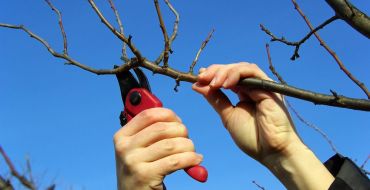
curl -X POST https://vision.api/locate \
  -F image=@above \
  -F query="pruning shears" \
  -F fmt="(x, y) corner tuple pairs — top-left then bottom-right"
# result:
(115, 67), (208, 183)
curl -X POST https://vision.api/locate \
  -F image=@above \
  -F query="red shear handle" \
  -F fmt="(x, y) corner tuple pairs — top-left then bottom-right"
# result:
(124, 88), (208, 183)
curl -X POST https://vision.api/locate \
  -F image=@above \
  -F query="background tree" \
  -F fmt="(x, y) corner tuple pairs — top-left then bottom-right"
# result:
(0, 0), (369, 189)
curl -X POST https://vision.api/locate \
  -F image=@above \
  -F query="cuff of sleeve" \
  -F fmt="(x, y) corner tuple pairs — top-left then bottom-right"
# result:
(324, 154), (370, 190)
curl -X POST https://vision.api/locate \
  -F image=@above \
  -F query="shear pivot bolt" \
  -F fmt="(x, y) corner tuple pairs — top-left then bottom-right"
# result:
(130, 91), (141, 105)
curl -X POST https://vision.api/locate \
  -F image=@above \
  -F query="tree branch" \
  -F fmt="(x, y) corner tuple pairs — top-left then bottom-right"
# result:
(291, 0), (370, 99)
(0, 146), (36, 190)
(0, 176), (14, 190)
(265, 43), (286, 84)
(2, 1), (370, 111)
(154, 0), (179, 65)
(107, 0), (128, 62)
(325, 0), (370, 38)
(154, 0), (171, 68)
(260, 15), (339, 60)
(252, 180), (266, 190)
(45, 0), (68, 55)
(0, 23), (121, 74)
(189, 29), (215, 74)
(286, 100), (338, 153)
(1, 21), (370, 111)
(88, 0), (144, 61)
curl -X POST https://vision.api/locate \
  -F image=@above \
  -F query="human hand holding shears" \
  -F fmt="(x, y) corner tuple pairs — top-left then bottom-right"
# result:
(114, 68), (207, 190)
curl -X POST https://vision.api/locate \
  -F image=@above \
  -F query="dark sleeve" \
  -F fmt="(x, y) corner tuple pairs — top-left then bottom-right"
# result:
(324, 154), (370, 190)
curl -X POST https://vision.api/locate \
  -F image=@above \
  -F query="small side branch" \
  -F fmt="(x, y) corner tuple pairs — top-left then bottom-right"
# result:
(325, 0), (370, 38)
(0, 23), (119, 74)
(286, 100), (338, 153)
(154, 0), (180, 65)
(0, 146), (36, 190)
(361, 155), (369, 169)
(45, 0), (68, 55)
(291, 0), (370, 99)
(252, 180), (266, 190)
(108, 0), (128, 62)
(189, 29), (215, 74)
(88, 0), (143, 61)
(154, 0), (170, 67)
(265, 43), (286, 84)
(260, 15), (339, 60)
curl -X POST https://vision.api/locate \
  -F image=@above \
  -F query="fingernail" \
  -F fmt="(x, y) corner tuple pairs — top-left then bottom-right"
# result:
(197, 153), (204, 160)
(199, 67), (206, 74)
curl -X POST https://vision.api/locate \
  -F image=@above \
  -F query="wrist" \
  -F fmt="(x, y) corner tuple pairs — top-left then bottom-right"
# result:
(263, 142), (334, 190)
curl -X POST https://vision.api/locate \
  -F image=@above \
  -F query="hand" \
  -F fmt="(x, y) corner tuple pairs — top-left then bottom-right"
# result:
(192, 62), (334, 189)
(114, 108), (203, 190)
(192, 62), (301, 164)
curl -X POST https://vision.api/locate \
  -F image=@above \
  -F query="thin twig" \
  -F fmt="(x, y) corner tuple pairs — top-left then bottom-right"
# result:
(0, 146), (36, 190)
(361, 155), (370, 169)
(265, 43), (286, 84)
(0, 23), (120, 74)
(291, 0), (370, 99)
(286, 100), (338, 153)
(189, 29), (215, 74)
(252, 180), (266, 190)
(45, 0), (68, 55)
(154, 0), (179, 65)
(88, 0), (143, 61)
(25, 156), (35, 185)
(266, 44), (338, 153)
(154, 0), (170, 67)
(260, 15), (339, 60)
(107, 0), (128, 62)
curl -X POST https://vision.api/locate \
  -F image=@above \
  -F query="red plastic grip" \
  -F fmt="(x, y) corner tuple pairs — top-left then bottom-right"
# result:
(124, 88), (208, 182)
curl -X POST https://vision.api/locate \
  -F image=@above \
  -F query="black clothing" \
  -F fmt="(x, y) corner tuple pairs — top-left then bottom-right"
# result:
(325, 154), (370, 190)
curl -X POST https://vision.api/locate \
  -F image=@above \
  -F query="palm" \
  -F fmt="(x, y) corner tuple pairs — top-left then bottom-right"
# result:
(223, 97), (296, 162)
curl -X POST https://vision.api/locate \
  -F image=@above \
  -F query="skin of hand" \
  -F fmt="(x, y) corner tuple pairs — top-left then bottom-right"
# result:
(192, 62), (334, 190)
(114, 108), (203, 190)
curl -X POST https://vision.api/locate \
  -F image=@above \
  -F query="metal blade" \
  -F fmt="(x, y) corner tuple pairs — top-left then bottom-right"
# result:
(133, 67), (151, 92)
(115, 68), (140, 104)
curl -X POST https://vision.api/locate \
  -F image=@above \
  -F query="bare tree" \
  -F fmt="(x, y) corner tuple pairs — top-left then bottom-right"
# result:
(0, 0), (369, 189)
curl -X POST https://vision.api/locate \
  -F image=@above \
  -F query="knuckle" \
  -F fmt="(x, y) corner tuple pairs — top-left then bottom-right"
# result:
(123, 153), (137, 168)
(167, 156), (180, 169)
(142, 108), (176, 122)
(162, 139), (176, 152)
(115, 138), (131, 155)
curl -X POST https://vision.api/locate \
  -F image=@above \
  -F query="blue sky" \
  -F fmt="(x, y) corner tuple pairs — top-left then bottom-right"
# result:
(1, 0), (369, 189)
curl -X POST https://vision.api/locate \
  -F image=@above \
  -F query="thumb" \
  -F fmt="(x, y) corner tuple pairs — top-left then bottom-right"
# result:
(192, 82), (234, 122)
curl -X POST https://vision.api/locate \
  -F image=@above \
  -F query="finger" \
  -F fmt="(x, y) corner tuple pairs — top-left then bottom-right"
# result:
(222, 62), (271, 89)
(130, 122), (188, 148)
(192, 83), (234, 122)
(136, 137), (195, 162)
(114, 108), (181, 139)
(197, 64), (223, 84)
(209, 66), (230, 89)
(148, 152), (203, 176)
(237, 87), (282, 104)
